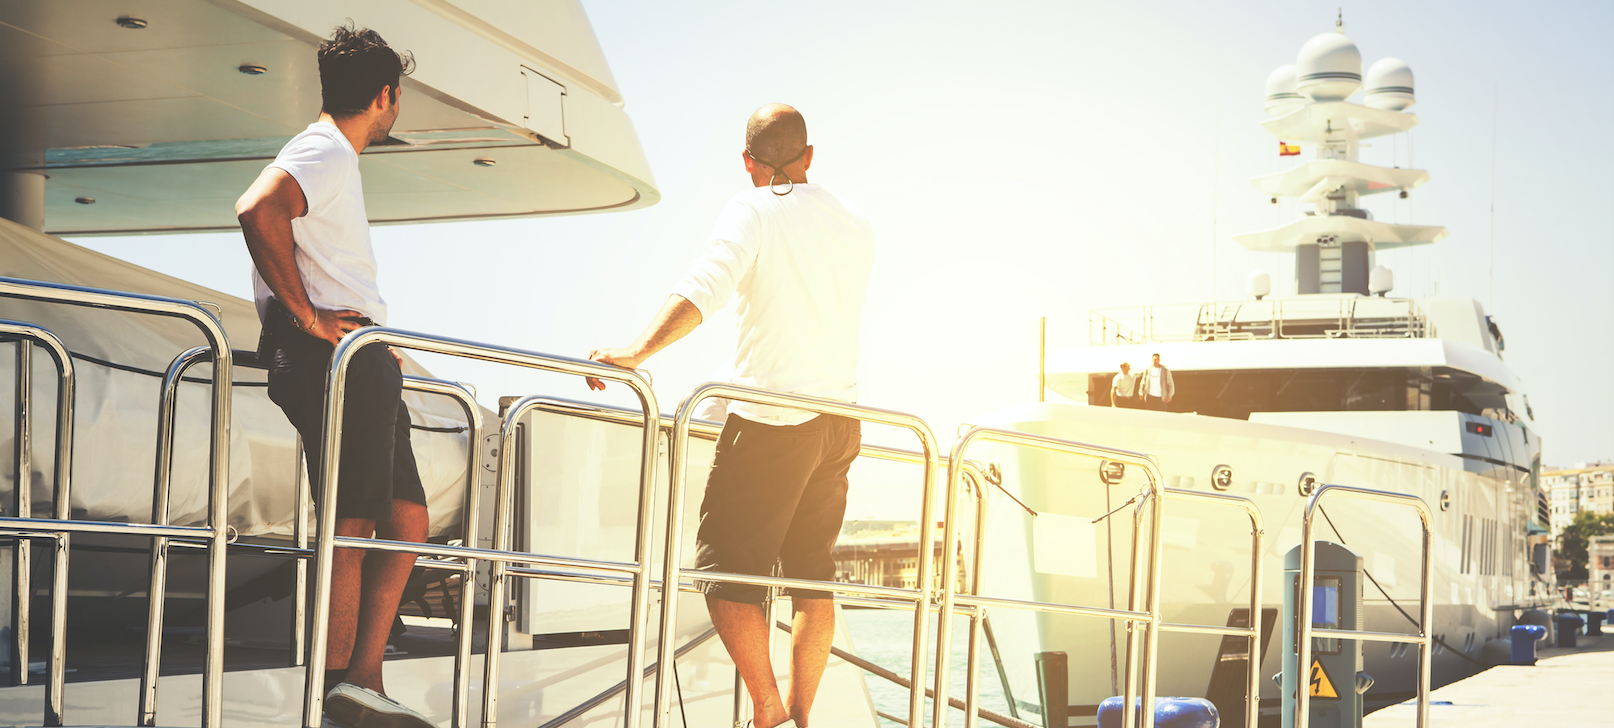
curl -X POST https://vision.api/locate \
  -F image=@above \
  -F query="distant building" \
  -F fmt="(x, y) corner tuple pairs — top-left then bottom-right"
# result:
(1590, 535), (1614, 595)
(833, 520), (965, 592)
(1543, 463), (1614, 541)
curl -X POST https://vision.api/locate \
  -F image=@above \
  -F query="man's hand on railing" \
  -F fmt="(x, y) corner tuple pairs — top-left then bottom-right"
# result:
(585, 348), (642, 391)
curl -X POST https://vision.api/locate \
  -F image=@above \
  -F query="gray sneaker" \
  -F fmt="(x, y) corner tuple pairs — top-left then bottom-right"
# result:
(324, 683), (433, 728)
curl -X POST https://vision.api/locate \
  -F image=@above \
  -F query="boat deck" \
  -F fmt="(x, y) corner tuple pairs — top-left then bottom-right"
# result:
(1363, 631), (1614, 727)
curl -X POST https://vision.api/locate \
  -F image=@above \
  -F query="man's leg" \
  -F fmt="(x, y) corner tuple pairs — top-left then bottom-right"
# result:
(325, 517), (376, 676)
(694, 416), (826, 728)
(786, 598), (835, 726)
(778, 416), (860, 727)
(341, 498), (428, 694)
(709, 596), (790, 728)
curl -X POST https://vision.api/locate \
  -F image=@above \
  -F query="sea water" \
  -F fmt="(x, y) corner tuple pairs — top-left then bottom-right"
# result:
(841, 609), (1019, 728)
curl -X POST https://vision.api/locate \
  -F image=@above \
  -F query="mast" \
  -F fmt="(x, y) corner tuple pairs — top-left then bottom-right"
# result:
(1234, 18), (1445, 295)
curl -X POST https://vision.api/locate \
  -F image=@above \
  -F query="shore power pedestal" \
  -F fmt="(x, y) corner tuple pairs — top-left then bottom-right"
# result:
(1278, 542), (1371, 728)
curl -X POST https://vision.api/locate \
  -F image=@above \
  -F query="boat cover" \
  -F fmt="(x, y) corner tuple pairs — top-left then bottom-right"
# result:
(0, 218), (482, 538)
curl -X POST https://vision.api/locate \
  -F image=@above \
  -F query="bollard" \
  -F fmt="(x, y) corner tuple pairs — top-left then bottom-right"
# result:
(1520, 609), (1553, 645)
(1588, 611), (1605, 636)
(1555, 612), (1584, 648)
(1510, 624), (1546, 665)
(1096, 696), (1219, 728)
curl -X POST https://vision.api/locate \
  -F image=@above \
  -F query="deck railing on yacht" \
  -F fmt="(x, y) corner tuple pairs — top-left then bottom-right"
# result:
(1089, 297), (1432, 346)
(1296, 485), (1434, 728)
(1, 277), (234, 728)
(0, 275), (1323, 728)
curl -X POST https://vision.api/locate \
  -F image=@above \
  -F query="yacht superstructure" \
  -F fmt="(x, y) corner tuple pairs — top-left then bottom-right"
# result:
(973, 18), (1551, 726)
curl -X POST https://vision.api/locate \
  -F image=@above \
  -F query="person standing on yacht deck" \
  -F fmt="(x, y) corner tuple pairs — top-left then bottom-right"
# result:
(235, 25), (432, 728)
(1111, 362), (1136, 408)
(1139, 352), (1174, 411)
(587, 104), (874, 728)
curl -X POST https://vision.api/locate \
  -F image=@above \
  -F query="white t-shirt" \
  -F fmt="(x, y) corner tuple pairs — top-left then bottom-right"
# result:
(251, 122), (386, 325)
(1148, 367), (1164, 397)
(672, 184), (875, 426)
(1111, 372), (1135, 400)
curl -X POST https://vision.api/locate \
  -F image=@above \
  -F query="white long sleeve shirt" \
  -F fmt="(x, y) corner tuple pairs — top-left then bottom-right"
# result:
(672, 183), (875, 425)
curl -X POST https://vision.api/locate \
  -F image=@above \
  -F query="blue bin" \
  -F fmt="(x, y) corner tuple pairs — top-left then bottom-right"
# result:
(1556, 612), (1584, 648)
(1589, 611), (1605, 636)
(1097, 696), (1218, 728)
(1510, 624), (1546, 664)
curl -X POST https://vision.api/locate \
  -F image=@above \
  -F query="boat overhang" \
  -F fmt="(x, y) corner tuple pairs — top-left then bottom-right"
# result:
(0, 0), (658, 235)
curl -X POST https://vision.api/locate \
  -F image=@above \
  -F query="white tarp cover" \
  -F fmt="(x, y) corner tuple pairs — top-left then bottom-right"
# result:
(0, 217), (477, 537)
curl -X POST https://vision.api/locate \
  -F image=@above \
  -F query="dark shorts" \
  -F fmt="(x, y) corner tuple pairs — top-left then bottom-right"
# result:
(259, 300), (426, 523)
(1144, 395), (1167, 411)
(693, 413), (862, 604)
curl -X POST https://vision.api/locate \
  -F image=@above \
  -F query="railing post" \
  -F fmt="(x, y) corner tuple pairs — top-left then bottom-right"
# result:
(10, 338), (30, 689)
(139, 345), (210, 726)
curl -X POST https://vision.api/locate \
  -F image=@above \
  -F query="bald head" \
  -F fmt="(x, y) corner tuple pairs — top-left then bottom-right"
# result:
(745, 103), (808, 166)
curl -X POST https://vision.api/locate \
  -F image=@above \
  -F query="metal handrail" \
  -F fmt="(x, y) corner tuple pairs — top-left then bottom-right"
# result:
(1296, 485), (1433, 728)
(656, 382), (944, 728)
(940, 427), (1165, 728)
(139, 345), (210, 725)
(302, 327), (659, 728)
(1157, 488), (1263, 728)
(1, 321), (74, 720)
(1, 275), (233, 728)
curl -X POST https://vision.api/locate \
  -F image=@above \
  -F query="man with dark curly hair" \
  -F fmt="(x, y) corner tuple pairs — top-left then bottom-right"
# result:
(235, 24), (431, 728)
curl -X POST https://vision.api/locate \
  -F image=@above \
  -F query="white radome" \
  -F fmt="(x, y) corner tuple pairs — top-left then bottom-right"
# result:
(1247, 269), (1272, 299)
(1264, 64), (1307, 117)
(1369, 264), (1395, 295)
(1365, 57), (1416, 111)
(1296, 31), (1362, 101)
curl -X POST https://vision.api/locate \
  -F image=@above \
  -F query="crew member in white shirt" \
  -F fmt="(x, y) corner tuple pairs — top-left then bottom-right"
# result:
(1110, 362), (1136, 408)
(1139, 352), (1175, 411)
(588, 104), (874, 728)
(235, 25), (431, 728)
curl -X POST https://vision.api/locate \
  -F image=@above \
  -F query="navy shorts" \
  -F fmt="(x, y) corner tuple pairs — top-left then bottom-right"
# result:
(259, 300), (426, 523)
(693, 413), (861, 603)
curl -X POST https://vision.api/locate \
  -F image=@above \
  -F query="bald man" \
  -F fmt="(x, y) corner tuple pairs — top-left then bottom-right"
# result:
(588, 104), (875, 728)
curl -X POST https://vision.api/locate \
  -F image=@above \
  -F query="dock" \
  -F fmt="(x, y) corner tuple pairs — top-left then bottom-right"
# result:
(1363, 632), (1614, 727)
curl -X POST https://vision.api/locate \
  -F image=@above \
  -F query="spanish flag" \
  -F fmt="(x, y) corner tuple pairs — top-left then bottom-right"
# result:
(1279, 141), (1302, 156)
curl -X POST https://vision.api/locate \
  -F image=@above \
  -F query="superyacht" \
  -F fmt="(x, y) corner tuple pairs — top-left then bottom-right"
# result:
(969, 17), (1553, 727)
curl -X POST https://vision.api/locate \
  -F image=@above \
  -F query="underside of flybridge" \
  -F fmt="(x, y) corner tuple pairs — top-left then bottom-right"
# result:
(0, 0), (659, 235)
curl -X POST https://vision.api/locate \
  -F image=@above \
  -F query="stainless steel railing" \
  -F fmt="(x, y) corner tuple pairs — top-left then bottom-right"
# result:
(656, 383), (945, 728)
(139, 344), (211, 725)
(1296, 484), (1432, 728)
(1, 277), (234, 728)
(1157, 489), (1263, 728)
(302, 327), (660, 728)
(1, 321), (74, 719)
(940, 428), (1167, 728)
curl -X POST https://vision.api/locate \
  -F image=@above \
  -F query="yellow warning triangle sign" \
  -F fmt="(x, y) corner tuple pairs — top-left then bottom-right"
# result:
(1308, 659), (1340, 699)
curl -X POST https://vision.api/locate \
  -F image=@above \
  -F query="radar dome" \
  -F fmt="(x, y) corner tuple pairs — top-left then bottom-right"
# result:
(1295, 31), (1362, 101)
(1264, 65), (1307, 117)
(1365, 58), (1415, 111)
(1248, 269), (1272, 300)
(1369, 265), (1394, 296)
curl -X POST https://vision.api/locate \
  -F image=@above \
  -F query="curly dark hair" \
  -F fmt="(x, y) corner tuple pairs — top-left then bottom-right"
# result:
(317, 22), (415, 118)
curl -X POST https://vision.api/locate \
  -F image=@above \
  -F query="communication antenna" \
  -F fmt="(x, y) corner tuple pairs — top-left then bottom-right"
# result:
(1489, 83), (1499, 314)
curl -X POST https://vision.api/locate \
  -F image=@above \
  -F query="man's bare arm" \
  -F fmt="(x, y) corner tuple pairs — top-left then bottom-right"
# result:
(236, 168), (364, 346)
(587, 295), (703, 391)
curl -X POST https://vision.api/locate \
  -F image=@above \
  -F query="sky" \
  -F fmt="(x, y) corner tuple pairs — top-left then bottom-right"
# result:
(72, 0), (1614, 485)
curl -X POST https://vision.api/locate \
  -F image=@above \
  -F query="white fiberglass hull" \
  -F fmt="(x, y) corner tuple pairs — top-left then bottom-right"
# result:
(966, 403), (1545, 724)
